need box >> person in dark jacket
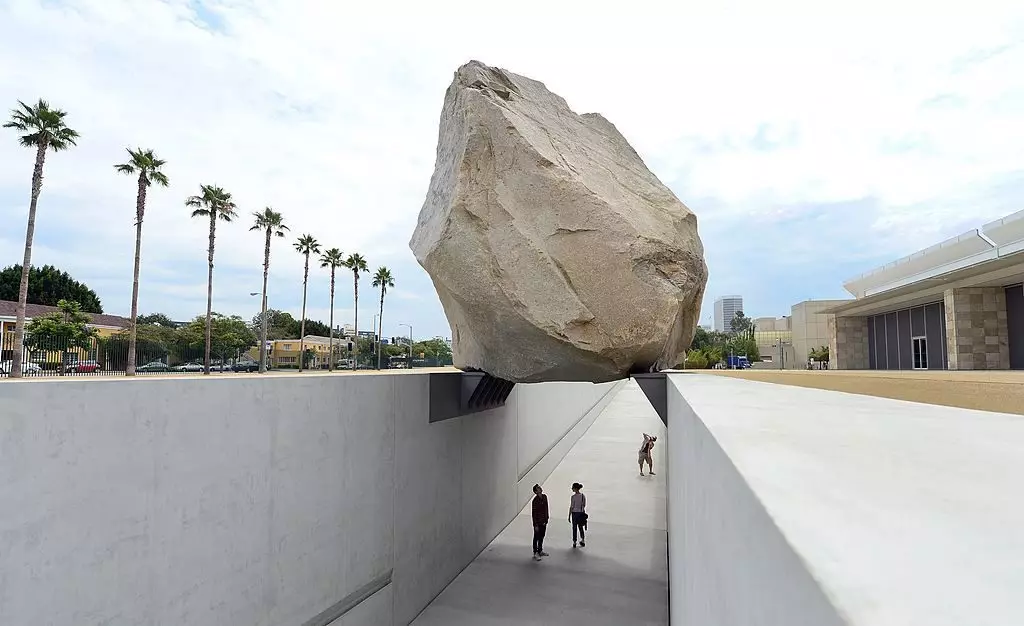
[531,484,549,560]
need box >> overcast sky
[2,1,1023,338]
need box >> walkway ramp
[411,380,669,625]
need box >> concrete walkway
[411,381,668,625]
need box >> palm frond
[115,163,136,174]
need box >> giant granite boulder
[410,61,708,383]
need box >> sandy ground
[702,369,1024,415]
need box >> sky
[1,1,1023,338]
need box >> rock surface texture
[410,61,708,383]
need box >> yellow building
[259,335,348,368]
[0,299,129,366]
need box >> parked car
[232,359,261,372]
[137,360,171,372]
[0,360,43,375]
[64,360,101,373]
[172,362,205,372]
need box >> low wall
[0,373,623,626]
[667,373,1024,626]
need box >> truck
[726,355,751,369]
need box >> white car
[0,360,43,375]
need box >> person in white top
[568,482,587,548]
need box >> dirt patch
[704,370,1024,415]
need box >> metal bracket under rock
[428,371,517,423]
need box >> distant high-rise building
[714,295,744,333]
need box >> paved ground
[411,381,668,626]
[706,369,1024,415]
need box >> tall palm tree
[320,248,344,372]
[344,253,369,367]
[372,267,395,369]
[115,148,169,377]
[3,99,79,378]
[250,208,288,373]
[186,184,237,375]
[294,234,320,372]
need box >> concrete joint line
[299,570,393,626]
[516,379,627,481]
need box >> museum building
[827,209,1024,371]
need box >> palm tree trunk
[298,254,309,372]
[328,269,336,372]
[377,287,385,369]
[10,142,48,379]
[126,175,147,377]
[353,272,359,367]
[259,228,271,374]
[204,211,216,375]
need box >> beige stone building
[827,209,1024,370]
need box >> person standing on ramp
[639,433,657,476]
[531,484,550,561]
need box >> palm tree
[344,253,369,367]
[115,148,169,377]
[250,208,288,373]
[294,234,320,371]
[3,99,79,378]
[186,184,237,374]
[372,267,395,369]
[320,248,344,372]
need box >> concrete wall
[0,373,622,626]
[791,299,848,367]
[667,374,1024,625]
[666,375,845,626]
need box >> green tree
[809,345,830,362]
[23,299,97,375]
[344,253,369,367]
[250,208,288,373]
[179,313,257,362]
[293,234,321,372]
[320,248,344,371]
[137,312,175,326]
[0,264,102,313]
[186,184,237,374]
[372,266,394,369]
[4,100,79,378]
[104,322,180,370]
[250,309,298,340]
[683,349,709,369]
[411,338,453,364]
[116,148,170,376]
[731,310,754,336]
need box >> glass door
[912,336,928,370]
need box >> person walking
[639,433,657,476]
[569,482,587,548]
[531,484,549,561]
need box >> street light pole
[372,313,379,370]
[399,323,412,366]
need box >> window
[284,344,292,351]
[912,336,928,370]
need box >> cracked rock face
[410,61,708,383]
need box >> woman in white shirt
[569,482,587,548]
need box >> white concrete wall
[0,373,623,626]
[667,374,1024,626]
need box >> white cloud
[1,0,1023,329]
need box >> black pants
[532,523,547,553]
[571,512,586,543]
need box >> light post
[399,323,413,367]
[251,292,268,373]
[372,313,379,370]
